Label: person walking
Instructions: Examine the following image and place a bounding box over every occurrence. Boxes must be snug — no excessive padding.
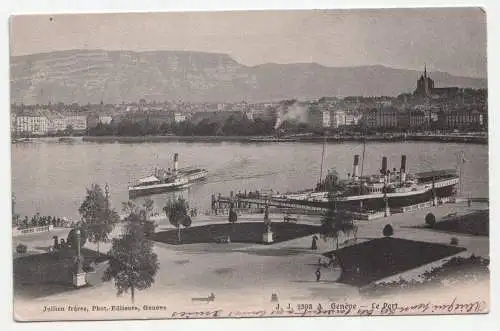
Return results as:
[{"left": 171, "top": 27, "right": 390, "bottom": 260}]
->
[
  {"left": 311, "top": 235, "right": 318, "bottom": 250},
  {"left": 315, "top": 268, "right": 321, "bottom": 282}
]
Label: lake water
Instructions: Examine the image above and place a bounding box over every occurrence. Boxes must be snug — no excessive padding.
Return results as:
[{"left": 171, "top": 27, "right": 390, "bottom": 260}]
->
[{"left": 11, "top": 140, "right": 488, "bottom": 222}]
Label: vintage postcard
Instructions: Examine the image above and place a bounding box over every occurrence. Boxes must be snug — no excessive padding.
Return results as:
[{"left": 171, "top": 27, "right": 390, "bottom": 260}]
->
[{"left": 10, "top": 8, "right": 489, "bottom": 322}]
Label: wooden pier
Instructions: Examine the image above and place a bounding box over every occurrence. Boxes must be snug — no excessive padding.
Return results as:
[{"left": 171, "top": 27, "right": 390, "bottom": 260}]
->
[{"left": 210, "top": 190, "right": 472, "bottom": 221}]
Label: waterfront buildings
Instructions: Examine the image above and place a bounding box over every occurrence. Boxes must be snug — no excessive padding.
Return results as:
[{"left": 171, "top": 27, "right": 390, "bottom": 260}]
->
[
  {"left": 15, "top": 116, "right": 50, "bottom": 135},
  {"left": 13, "top": 114, "right": 87, "bottom": 136},
  {"left": 174, "top": 113, "right": 187, "bottom": 123},
  {"left": 308, "top": 108, "right": 331, "bottom": 128},
  {"left": 441, "top": 110, "right": 484, "bottom": 130}
]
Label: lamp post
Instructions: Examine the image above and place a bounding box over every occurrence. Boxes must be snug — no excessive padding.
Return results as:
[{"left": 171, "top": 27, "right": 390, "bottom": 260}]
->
[
  {"left": 105, "top": 182, "right": 110, "bottom": 208},
  {"left": 262, "top": 201, "right": 273, "bottom": 243},
  {"left": 384, "top": 175, "right": 390, "bottom": 217},
  {"left": 72, "top": 229, "right": 87, "bottom": 288}
]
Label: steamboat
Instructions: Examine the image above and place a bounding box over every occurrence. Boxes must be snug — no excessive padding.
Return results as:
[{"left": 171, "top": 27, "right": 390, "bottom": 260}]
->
[
  {"left": 128, "top": 153, "right": 208, "bottom": 197},
  {"left": 273, "top": 154, "right": 461, "bottom": 212}
]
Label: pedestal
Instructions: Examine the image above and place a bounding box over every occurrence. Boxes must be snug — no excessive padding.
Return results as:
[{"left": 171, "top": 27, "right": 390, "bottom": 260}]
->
[
  {"left": 262, "top": 231, "right": 274, "bottom": 244},
  {"left": 73, "top": 272, "right": 87, "bottom": 288}
]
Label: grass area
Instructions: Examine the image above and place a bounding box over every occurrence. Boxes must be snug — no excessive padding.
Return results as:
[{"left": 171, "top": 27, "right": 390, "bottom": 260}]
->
[
  {"left": 432, "top": 210, "right": 489, "bottom": 236},
  {"left": 323, "top": 237, "right": 466, "bottom": 287},
  {"left": 361, "top": 255, "right": 490, "bottom": 297},
  {"left": 13, "top": 247, "right": 108, "bottom": 299},
  {"left": 153, "top": 222, "right": 320, "bottom": 245}
]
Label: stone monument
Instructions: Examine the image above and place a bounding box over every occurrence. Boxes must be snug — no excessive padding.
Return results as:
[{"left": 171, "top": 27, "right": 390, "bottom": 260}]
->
[
  {"left": 262, "top": 203, "right": 274, "bottom": 243},
  {"left": 72, "top": 229, "right": 87, "bottom": 288}
]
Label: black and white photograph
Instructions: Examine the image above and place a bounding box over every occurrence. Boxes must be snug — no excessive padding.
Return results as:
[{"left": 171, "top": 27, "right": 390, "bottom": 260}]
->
[{"left": 9, "top": 7, "right": 489, "bottom": 321}]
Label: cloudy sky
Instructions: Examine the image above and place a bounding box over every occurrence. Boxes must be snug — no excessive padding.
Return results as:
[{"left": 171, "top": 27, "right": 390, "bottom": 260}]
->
[{"left": 10, "top": 8, "right": 487, "bottom": 78}]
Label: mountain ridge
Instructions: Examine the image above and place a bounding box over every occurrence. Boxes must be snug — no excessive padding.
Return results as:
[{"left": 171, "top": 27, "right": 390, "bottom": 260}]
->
[{"left": 10, "top": 49, "right": 487, "bottom": 104}]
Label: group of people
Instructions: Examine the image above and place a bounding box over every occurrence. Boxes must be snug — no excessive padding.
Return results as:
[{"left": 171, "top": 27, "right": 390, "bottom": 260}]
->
[
  {"left": 189, "top": 208, "right": 198, "bottom": 218},
  {"left": 16, "top": 214, "right": 72, "bottom": 230}
]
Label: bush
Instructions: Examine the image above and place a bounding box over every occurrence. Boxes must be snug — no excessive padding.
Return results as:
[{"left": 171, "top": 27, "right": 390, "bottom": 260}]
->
[
  {"left": 383, "top": 224, "right": 394, "bottom": 237},
  {"left": 16, "top": 243, "right": 27, "bottom": 254},
  {"left": 67, "top": 227, "right": 88, "bottom": 249},
  {"left": 425, "top": 213, "right": 436, "bottom": 228},
  {"left": 450, "top": 237, "right": 459, "bottom": 245},
  {"left": 143, "top": 220, "right": 157, "bottom": 237}
]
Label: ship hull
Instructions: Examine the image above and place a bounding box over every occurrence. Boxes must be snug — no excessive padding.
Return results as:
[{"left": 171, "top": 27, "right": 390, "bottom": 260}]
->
[
  {"left": 283, "top": 181, "right": 457, "bottom": 212},
  {"left": 128, "top": 182, "right": 190, "bottom": 198},
  {"left": 128, "top": 170, "right": 208, "bottom": 198}
]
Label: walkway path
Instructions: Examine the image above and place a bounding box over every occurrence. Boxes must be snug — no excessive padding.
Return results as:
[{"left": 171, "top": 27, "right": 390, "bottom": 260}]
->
[{"left": 13, "top": 201, "right": 489, "bottom": 321}]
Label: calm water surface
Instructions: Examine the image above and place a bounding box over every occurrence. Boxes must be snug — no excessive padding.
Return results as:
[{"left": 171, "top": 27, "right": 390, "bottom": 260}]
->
[{"left": 11, "top": 140, "right": 488, "bottom": 222}]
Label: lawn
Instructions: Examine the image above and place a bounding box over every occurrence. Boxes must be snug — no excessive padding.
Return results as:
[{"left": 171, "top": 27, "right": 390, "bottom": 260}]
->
[
  {"left": 432, "top": 210, "right": 489, "bottom": 236},
  {"left": 323, "top": 237, "right": 466, "bottom": 287},
  {"left": 153, "top": 222, "right": 320, "bottom": 245},
  {"left": 13, "top": 247, "right": 108, "bottom": 299},
  {"left": 361, "top": 255, "right": 490, "bottom": 297}
]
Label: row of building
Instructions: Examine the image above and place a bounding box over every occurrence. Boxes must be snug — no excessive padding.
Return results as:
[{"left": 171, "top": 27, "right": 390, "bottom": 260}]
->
[
  {"left": 11, "top": 111, "right": 189, "bottom": 136},
  {"left": 304, "top": 105, "right": 485, "bottom": 131},
  {"left": 11, "top": 114, "right": 111, "bottom": 136},
  {"left": 362, "top": 107, "right": 485, "bottom": 130}
]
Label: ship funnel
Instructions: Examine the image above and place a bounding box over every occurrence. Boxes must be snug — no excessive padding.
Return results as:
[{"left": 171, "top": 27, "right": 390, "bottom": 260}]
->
[
  {"left": 173, "top": 153, "right": 179, "bottom": 172},
  {"left": 400, "top": 155, "right": 407, "bottom": 182},
  {"left": 381, "top": 156, "right": 388, "bottom": 175},
  {"left": 352, "top": 155, "right": 360, "bottom": 179}
]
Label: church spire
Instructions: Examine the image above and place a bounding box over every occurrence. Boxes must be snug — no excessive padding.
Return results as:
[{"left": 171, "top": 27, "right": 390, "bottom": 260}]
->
[{"left": 424, "top": 63, "right": 427, "bottom": 78}]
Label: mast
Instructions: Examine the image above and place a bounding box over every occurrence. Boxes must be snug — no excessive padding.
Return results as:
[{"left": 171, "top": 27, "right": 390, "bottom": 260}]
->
[
  {"left": 360, "top": 124, "right": 367, "bottom": 194},
  {"left": 319, "top": 129, "right": 327, "bottom": 184}
]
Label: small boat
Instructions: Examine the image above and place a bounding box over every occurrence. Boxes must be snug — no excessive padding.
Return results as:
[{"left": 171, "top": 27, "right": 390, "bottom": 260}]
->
[
  {"left": 58, "top": 137, "right": 77, "bottom": 143},
  {"left": 11, "top": 138, "right": 33, "bottom": 144}
]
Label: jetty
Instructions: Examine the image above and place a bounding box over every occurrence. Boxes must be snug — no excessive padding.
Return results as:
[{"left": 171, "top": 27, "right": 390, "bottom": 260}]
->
[{"left": 210, "top": 189, "right": 482, "bottom": 221}]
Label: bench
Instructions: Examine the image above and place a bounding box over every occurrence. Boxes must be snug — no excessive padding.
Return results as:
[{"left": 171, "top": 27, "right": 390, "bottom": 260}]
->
[
  {"left": 192, "top": 293, "right": 215, "bottom": 302},
  {"left": 283, "top": 216, "right": 298, "bottom": 223},
  {"left": 214, "top": 236, "right": 231, "bottom": 244}
]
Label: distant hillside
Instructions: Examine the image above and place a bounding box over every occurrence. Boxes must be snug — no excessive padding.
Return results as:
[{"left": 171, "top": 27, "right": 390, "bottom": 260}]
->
[{"left": 10, "top": 49, "right": 487, "bottom": 104}]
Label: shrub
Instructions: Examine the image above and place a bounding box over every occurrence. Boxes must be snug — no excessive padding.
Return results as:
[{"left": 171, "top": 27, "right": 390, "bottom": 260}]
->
[
  {"left": 383, "top": 224, "right": 394, "bottom": 237},
  {"left": 450, "top": 237, "right": 459, "bottom": 245},
  {"left": 143, "top": 220, "right": 157, "bottom": 237},
  {"left": 425, "top": 212, "right": 436, "bottom": 228},
  {"left": 16, "top": 243, "right": 27, "bottom": 254},
  {"left": 67, "top": 227, "right": 88, "bottom": 249}
]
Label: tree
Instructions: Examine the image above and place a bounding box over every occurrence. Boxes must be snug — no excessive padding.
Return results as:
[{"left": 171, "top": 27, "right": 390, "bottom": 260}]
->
[
  {"left": 67, "top": 226, "right": 88, "bottom": 249},
  {"left": 425, "top": 212, "right": 436, "bottom": 228},
  {"left": 163, "top": 197, "right": 191, "bottom": 243},
  {"left": 228, "top": 202, "right": 238, "bottom": 232},
  {"left": 78, "top": 184, "right": 120, "bottom": 254},
  {"left": 122, "top": 199, "right": 157, "bottom": 238},
  {"left": 11, "top": 194, "right": 19, "bottom": 227},
  {"left": 383, "top": 224, "right": 394, "bottom": 237},
  {"left": 320, "top": 192, "right": 357, "bottom": 249},
  {"left": 65, "top": 124, "right": 74, "bottom": 136},
  {"left": 102, "top": 218, "right": 159, "bottom": 303}
]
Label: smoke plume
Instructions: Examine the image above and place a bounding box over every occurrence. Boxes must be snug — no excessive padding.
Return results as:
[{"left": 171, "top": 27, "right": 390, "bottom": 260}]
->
[{"left": 274, "top": 102, "right": 309, "bottom": 130}]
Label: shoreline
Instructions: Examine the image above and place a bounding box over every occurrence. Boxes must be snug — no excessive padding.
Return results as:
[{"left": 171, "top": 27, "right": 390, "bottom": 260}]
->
[{"left": 79, "top": 134, "right": 488, "bottom": 145}]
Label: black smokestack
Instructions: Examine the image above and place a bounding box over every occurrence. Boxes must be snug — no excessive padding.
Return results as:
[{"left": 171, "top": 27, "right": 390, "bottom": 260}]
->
[
  {"left": 173, "top": 153, "right": 179, "bottom": 171},
  {"left": 400, "top": 155, "right": 407, "bottom": 173},
  {"left": 381, "top": 156, "right": 388, "bottom": 174},
  {"left": 352, "top": 155, "right": 360, "bottom": 179}
]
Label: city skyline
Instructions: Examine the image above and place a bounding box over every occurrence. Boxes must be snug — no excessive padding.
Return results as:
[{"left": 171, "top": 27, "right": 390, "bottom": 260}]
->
[{"left": 10, "top": 8, "right": 487, "bottom": 78}]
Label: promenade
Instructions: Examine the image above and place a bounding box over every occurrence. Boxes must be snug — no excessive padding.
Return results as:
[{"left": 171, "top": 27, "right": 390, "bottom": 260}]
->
[{"left": 13, "top": 200, "right": 489, "bottom": 320}]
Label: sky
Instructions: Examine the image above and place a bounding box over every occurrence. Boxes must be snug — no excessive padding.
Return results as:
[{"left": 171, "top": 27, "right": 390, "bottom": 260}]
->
[{"left": 9, "top": 8, "right": 487, "bottom": 78}]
